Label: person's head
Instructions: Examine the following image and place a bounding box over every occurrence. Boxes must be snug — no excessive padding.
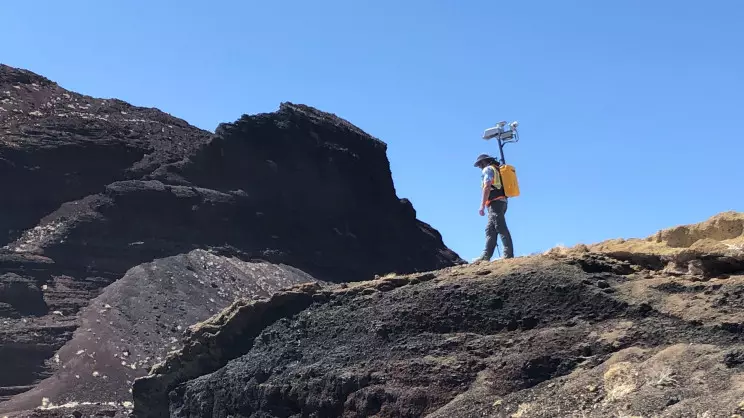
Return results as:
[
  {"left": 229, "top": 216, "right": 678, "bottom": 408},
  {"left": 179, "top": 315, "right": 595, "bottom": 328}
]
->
[{"left": 473, "top": 154, "right": 498, "bottom": 169}]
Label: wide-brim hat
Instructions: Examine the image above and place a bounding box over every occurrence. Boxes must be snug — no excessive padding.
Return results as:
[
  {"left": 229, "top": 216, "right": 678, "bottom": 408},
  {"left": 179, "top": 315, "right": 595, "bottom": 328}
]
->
[{"left": 473, "top": 154, "right": 497, "bottom": 167}]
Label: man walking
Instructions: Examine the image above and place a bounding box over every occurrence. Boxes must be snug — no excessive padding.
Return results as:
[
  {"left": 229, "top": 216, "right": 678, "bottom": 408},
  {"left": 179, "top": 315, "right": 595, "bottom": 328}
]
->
[{"left": 473, "top": 154, "right": 514, "bottom": 261}]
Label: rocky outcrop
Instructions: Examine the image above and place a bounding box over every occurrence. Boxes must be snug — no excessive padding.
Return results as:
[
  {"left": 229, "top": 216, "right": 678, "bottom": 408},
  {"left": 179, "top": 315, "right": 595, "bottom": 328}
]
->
[
  {"left": 0, "top": 250, "right": 320, "bottom": 415},
  {"left": 148, "top": 102, "right": 462, "bottom": 280},
  {"left": 11, "top": 62, "right": 743, "bottom": 418},
  {"left": 133, "top": 212, "right": 744, "bottom": 418},
  {"left": 132, "top": 275, "right": 446, "bottom": 417},
  {"left": 0, "top": 64, "right": 213, "bottom": 247},
  {"left": 0, "top": 64, "right": 462, "bottom": 416},
  {"left": 1, "top": 64, "right": 461, "bottom": 281},
  {"left": 550, "top": 211, "right": 744, "bottom": 277},
  {"left": 132, "top": 282, "right": 325, "bottom": 418}
]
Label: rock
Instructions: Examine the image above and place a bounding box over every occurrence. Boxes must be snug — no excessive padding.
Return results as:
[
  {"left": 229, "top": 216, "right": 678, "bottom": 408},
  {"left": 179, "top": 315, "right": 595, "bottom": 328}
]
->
[
  {"left": 0, "top": 65, "right": 212, "bottom": 247},
  {"left": 724, "top": 350, "right": 744, "bottom": 368},
  {"left": 4, "top": 63, "right": 744, "bottom": 418},
  {"left": 0, "top": 65, "right": 462, "bottom": 416},
  {"left": 132, "top": 281, "right": 323, "bottom": 418},
  {"left": 133, "top": 213, "right": 744, "bottom": 418},
  {"left": 0, "top": 273, "right": 47, "bottom": 316},
  {"left": 132, "top": 259, "right": 632, "bottom": 417},
  {"left": 0, "top": 250, "right": 320, "bottom": 414}
]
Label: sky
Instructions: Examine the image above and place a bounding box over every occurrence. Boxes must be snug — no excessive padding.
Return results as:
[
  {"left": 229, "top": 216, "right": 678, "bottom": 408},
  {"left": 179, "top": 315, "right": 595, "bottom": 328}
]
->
[{"left": 2, "top": 0, "right": 742, "bottom": 261}]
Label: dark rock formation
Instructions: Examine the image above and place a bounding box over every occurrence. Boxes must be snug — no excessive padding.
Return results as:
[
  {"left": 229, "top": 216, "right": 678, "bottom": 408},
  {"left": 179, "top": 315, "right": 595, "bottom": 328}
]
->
[
  {"left": 131, "top": 259, "right": 626, "bottom": 417},
  {"left": 0, "top": 64, "right": 462, "bottom": 415},
  {"left": 0, "top": 64, "right": 213, "bottom": 246},
  {"left": 1, "top": 64, "right": 461, "bottom": 281},
  {"left": 150, "top": 102, "right": 460, "bottom": 280},
  {"left": 133, "top": 281, "right": 325, "bottom": 418},
  {"left": 128, "top": 213, "right": 744, "bottom": 418},
  {"left": 0, "top": 273, "right": 47, "bottom": 316},
  {"left": 0, "top": 250, "right": 319, "bottom": 414},
  {"left": 9, "top": 103, "right": 462, "bottom": 281},
  {"left": 3, "top": 63, "right": 744, "bottom": 418}
]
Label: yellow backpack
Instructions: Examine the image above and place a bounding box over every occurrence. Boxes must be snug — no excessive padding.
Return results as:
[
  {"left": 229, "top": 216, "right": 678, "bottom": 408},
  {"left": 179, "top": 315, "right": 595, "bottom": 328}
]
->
[{"left": 497, "top": 164, "right": 520, "bottom": 197}]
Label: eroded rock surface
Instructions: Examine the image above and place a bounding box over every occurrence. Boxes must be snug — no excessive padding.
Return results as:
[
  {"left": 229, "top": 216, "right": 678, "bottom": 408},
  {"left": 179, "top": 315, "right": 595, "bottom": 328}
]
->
[
  {"left": 133, "top": 213, "right": 744, "bottom": 418},
  {"left": 0, "top": 250, "right": 320, "bottom": 415},
  {"left": 0, "top": 64, "right": 212, "bottom": 246},
  {"left": 0, "top": 64, "right": 461, "bottom": 416}
]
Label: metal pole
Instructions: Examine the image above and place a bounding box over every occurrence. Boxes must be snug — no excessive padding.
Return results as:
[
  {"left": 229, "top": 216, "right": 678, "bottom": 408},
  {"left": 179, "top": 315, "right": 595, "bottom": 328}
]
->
[{"left": 497, "top": 137, "right": 506, "bottom": 165}]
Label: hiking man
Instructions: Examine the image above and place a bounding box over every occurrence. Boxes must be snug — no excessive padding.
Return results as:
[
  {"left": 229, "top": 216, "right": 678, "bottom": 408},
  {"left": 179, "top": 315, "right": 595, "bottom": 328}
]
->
[{"left": 473, "top": 154, "right": 514, "bottom": 261}]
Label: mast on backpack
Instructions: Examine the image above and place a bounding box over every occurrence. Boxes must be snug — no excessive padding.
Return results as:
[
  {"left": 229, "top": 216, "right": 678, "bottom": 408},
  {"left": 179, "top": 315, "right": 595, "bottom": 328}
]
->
[{"left": 482, "top": 120, "right": 519, "bottom": 164}]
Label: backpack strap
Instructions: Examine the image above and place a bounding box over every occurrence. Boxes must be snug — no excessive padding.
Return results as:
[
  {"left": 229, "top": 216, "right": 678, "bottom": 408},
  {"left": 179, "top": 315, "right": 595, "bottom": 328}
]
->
[{"left": 490, "top": 165, "right": 503, "bottom": 189}]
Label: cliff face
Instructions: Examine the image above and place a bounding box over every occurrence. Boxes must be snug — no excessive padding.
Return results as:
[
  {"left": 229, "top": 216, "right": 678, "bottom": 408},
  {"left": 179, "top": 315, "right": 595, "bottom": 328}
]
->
[
  {"left": 152, "top": 102, "right": 461, "bottom": 280},
  {"left": 0, "top": 64, "right": 462, "bottom": 416},
  {"left": 0, "top": 64, "right": 460, "bottom": 282},
  {"left": 132, "top": 212, "right": 744, "bottom": 418}
]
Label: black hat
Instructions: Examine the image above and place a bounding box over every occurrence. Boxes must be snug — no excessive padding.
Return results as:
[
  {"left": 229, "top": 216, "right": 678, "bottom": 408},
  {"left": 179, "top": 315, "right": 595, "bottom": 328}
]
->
[{"left": 473, "top": 154, "right": 497, "bottom": 167}]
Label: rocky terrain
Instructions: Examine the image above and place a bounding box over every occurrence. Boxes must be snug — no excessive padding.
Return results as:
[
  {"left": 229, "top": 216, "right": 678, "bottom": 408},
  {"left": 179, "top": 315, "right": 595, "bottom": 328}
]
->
[
  {"left": 0, "top": 64, "right": 462, "bottom": 417},
  {"left": 0, "top": 65, "right": 212, "bottom": 247},
  {"left": 1, "top": 250, "right": 321, "bottom": 415},
  {"left": 129, "top": 212, "right": 744, "bottom": 418},
  {"left": 2, "top": 63, "right": 742, "bottom": 418}
]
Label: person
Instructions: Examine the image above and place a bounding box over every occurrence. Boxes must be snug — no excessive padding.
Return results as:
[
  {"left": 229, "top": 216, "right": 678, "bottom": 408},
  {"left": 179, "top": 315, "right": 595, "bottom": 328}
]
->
[{"left": 473, "top": 154, "right": 514, "bottom": 261}]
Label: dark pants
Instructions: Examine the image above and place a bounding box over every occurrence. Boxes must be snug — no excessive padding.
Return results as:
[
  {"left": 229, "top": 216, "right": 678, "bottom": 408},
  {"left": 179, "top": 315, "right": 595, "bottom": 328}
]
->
[{"left": 480, "top": 199, "right": 514, "bottom": 260}]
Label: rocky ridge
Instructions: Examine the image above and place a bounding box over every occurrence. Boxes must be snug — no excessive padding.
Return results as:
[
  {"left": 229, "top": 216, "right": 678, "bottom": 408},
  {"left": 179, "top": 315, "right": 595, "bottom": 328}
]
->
[
  {"left": 0, "top": 64, "right": 462, "bottom": 416},
  {"left": 0, "top": 64, "right": 212, "bottom": 246},
  {"left": 130, "top": 212, "right": 744, "bottom": 418}
]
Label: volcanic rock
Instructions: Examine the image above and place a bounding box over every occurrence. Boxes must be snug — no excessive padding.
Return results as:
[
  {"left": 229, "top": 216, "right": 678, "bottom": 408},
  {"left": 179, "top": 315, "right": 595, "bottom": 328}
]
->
[
  {"left": 133, "top": 212, "right": 744, "bottom": 418},
  {"left": 0, "top": 64, "right": 462, "bottom": 416},
  {"left": 8, "top": 62, "right": 743, "bottom": 418},
  {"left": 0, "top": 250, "right": 320, "bottom": 415},
  {"left": 551, "top": 211, "right": 744, "bottom": 277},
  {"left": 0, "top": 64, "right": 212, "bottom": 247}
]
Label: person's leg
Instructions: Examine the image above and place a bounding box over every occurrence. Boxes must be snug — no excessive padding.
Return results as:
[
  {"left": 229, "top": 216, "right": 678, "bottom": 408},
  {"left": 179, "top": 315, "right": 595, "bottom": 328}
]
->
[
  {"left": 477, "top": 205, "right": 499, "bottom": 261},
  {"left": 494, "top": 200, "right": 514, "bottom": 258}
]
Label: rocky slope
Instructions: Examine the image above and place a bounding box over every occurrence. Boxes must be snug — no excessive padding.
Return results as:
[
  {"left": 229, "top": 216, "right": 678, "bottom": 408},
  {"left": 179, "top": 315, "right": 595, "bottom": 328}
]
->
[
  {"left": 0, "top": 64, "right": 460, "bottom": 282},
  {"left": 0, "top": 64, "right": 462, "bottom": 416},
  {"left": 4, "top": 62, "right": 741, "bottom": 418},
  {"left": 131, "top": 212, "right": 744, "bottom": 418},
  {"left": 0, "top": 64, "right": 212, "bottom": 247},
  {"left": 0, "top": 250, "right": 320, "bottom": 415}
]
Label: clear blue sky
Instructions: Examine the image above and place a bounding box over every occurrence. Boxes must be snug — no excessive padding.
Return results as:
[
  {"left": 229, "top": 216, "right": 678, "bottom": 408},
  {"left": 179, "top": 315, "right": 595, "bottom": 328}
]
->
[{"left": 2, "top": 1, "right": 742, "bottom": 261}]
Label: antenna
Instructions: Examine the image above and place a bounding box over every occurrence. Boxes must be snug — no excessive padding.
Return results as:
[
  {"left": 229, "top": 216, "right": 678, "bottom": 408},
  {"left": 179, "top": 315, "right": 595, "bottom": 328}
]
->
[{"left": 482, "top": 120, "right": 519, "bottom": 164}]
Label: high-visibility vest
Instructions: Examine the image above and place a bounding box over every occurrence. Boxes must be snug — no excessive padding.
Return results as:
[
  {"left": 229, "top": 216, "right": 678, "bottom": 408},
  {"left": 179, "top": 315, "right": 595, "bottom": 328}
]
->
[{"left": 482, "top": 164, "right": 520, "bottom": 202}]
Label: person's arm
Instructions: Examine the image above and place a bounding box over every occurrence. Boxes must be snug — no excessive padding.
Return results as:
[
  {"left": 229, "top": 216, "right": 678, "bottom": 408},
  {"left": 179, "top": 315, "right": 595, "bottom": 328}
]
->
[
  {"left": 479, "top": 167, "right": 493, "bottom": 215},
  {"left": 480, "top": 185, "right": 489, "bottom": 209}
]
